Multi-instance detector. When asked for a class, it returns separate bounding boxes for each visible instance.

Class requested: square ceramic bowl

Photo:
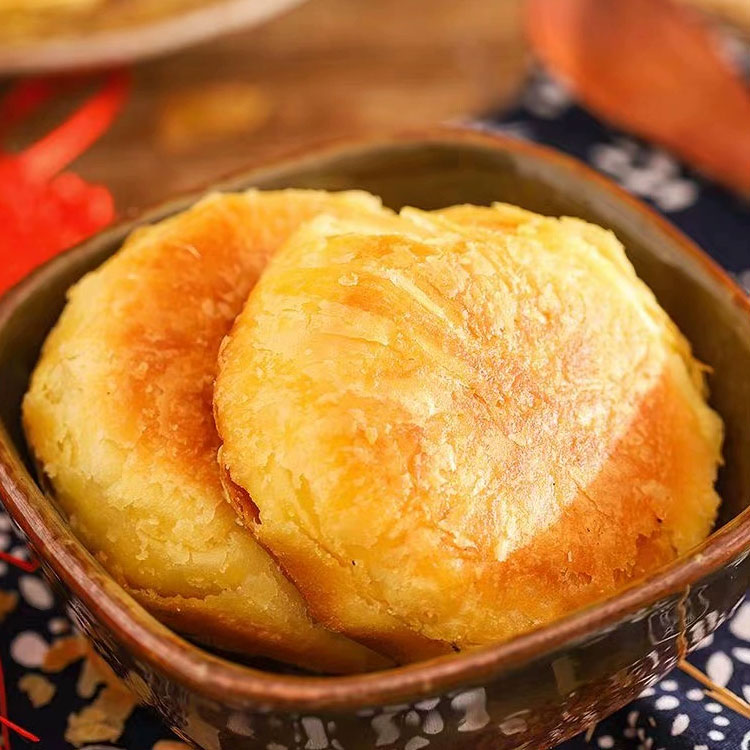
[2,130,750,750]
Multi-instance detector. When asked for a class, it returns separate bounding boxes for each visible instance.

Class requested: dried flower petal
[75,649,119,699]
[65,685,137,747]
[0,590,18,623]
[75,658,101,700]
[18,674,56,708]
[42,635,141,746]
[42,635,87,673]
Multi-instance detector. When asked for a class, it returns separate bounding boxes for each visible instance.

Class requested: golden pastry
[22,189,393,673]
[215,203,723,661]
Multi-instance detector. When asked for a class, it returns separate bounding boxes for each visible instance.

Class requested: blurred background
[2,0,750,224]
[2,0,750,266]
[0,0,527,210]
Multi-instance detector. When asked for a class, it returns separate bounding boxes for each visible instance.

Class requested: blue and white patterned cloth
[1,71,750,750]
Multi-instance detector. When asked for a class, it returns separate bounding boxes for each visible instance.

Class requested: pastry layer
[23,189,393,673]
[215,204,722,659]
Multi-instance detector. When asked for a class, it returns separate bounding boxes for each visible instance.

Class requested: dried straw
[678,659,750,719]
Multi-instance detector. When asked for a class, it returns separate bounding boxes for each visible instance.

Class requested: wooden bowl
[1,129,750,750]
[0,0,306,74]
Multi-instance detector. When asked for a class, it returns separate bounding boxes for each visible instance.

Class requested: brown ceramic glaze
[1,129,750,750]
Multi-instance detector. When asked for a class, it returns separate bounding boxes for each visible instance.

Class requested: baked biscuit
[215,204,723,660]
[23,189,392,673]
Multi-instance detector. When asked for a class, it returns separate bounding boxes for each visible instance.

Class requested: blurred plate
[0,0,307,74]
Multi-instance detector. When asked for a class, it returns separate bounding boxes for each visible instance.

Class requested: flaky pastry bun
[215,203,723,661]
[23,189,393,673]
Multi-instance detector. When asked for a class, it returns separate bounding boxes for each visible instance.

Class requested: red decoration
[0,551,39,574]
[0,70,130,293]
[0,716,40,745]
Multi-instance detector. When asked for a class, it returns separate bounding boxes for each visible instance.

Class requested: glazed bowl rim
[1,127,750,711]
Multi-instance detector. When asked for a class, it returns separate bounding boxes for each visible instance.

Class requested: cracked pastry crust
[22,189,393,674]
[215,203,723,662]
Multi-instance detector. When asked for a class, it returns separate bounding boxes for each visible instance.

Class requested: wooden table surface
[5,0,528,214]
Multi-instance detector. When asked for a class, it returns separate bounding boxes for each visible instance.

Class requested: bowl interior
[1,133,749,674]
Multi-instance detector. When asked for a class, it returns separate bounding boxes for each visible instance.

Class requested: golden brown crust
[22,189,393,673]
[217,458,450,662]
[131,584,384,674]
[215,204,722,659]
